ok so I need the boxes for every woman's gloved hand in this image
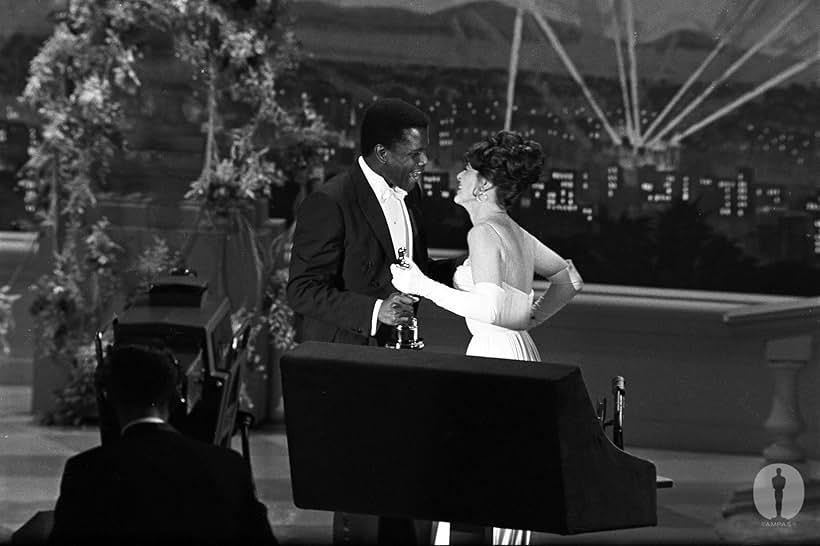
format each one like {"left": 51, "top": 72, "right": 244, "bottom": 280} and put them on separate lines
{"left": 390, "top": 258, "right": 434, "bottom": 297}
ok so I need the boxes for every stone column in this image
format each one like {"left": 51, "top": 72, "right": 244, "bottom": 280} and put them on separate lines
{"left": 762, "top": 336, "right": 811, "bottom": 469}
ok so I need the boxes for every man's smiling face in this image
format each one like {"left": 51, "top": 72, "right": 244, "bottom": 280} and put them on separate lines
{"left": 382, "top": 127, "right": 429, "bottom": 192}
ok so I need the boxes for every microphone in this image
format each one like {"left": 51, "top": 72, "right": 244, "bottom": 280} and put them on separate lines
{"left": 612, "top": 376, "right": 625, "bottom": 449}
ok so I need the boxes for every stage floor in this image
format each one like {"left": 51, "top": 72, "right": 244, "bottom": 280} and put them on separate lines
{"left": 0, "top": 385, "right": 781, "bottom": 544}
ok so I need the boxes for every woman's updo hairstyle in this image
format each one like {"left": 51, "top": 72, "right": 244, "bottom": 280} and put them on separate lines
{"left": 464, "top": 130, "right": 545, "bottom": 209}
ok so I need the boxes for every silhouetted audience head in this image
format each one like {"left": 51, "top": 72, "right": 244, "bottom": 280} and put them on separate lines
{"left": 464, "top": 130, "right": 545, "bottom": 209}
{"left": 360, "top": 98, "right": 429, "bottom": 156}
{"left": 105, "top": 344, "right": 179, "bottom": 417}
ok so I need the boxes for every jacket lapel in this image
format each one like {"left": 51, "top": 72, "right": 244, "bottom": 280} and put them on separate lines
{"left": 352, "top": 163, "right": 396, "bottom": 259}
{"left": 406, "top": 198, "right": 421, "bottom": 261}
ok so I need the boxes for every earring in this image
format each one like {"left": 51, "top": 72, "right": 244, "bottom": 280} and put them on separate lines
{"left": 477, "top": 191, "right": 488, "bottom": 202}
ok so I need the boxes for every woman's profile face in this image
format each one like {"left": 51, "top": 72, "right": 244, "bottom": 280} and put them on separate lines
{"left": 454, "top": 163, "right": 482, "bottom": 206}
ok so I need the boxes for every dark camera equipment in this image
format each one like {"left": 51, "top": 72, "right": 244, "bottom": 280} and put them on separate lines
{"left": 94, "top": 269, "right": 254, "bottom": 463}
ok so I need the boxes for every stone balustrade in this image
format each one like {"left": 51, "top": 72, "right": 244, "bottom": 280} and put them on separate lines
{"left": 717, "top": 298, "right": 820, "bottom": 542}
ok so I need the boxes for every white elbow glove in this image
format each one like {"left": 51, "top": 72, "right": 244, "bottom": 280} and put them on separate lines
{"left": 390, "top": 258, "right": 437, "bottom": 297}
{"left": 529, "top": 260, "right": 584, "bottom": 329}
{"left": 390, "top": 260, "right": 504, "bottom": 324}
{"left": 566, "top": 259, "right": 584, "bottom": 291}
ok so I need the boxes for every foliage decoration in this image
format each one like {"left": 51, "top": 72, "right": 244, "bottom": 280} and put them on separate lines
{"left": 18, "top": 0, "right": 332, "bottom": 425}
{"left": 263, "top": 226, "right": 297, "bottom": 353}
{"left": 0, "top": 286, "right": 22, "bottom": 356}
{"left": 132, "top": 236, "right": 180, "bottom": 295}
{"left": 177, "top": 0, "right": 335, "bottom": 217}
{"left": 228, "top": 226, "right": 296, "bottom": 419}
{"left": 263, "top": 268, "right": 297, "bottom": 352}
{"left": 18, "top": 0, "right": 173, "bottom": 425}
{"left": 40, "top": 341, "right": 99, "bottom": 426}
{"left": 19, "top": 0, "right": 177, "bottom": 225}
{"left": 28, "top": 218, "right": 122, "bottom": 368}
{"left": 229, "top": 230, "right": 296, "bottom": 375}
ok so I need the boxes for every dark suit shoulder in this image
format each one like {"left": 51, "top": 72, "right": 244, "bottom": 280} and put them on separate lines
{"left": 65, "top": 444, "right": 105, "bottom": 462}
{"left": 297, "top": 167, "right": 362, "bottom": 226}
{"left": 316, "top": 166, "right": 367, "bottom": 200}
{"left": 137, "top": 427, "right": 247, "bottom": 465}
{"left": 85, "top": 426, "right": 245, "bottom": 472}
{"left": 62, "top": 445, "right": 109, "bottom": 471}
{"left": 189, "top": 435, "right": 247, "bottom": 467}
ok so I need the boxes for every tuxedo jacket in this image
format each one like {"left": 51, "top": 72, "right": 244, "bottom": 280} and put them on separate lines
{"left": 287, "top": 162, "right": 455, "bottom": 346}
{"left": 48, "top": 422, "right": 276, "bottom": 545}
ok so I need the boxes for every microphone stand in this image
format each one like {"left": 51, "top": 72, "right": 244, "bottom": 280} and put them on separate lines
{"left": 598, "top": 375, "right": 625, "bottom": 450}
{"left": 612, "top": 376, "right": 625, "bottom": 450}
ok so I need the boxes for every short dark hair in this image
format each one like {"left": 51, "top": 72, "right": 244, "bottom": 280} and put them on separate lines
{"left": 105, "top": 344, "right": 179, "bottom": 410}
{"left": 360, "top": 98, "right": 429, "bottom": 155}
{"left": 464, "top": 130, "right": 545, "bottom": 209}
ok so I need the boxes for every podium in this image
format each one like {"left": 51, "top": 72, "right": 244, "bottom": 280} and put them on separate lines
{"left": 281, "top": 342, "right": 658, "bottom": 538}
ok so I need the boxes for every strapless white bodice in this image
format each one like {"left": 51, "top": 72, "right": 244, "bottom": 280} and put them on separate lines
{"left": 452, "top": 258, "right": 534, "bottom": 335}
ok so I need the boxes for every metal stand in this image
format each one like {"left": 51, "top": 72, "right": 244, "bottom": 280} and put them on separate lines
{"left": 235, "top": 410, "right": 255, "bottom": 470}
{"left": 598, "top": 376, "right": 625, "bottom": 450}
{"left": 598, "top": 376, "right": 673, "bottom": 489}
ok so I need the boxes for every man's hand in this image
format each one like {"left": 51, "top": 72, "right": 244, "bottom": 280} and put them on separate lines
{"left": 378, "top": 292, "right": 418, "bottom": 326}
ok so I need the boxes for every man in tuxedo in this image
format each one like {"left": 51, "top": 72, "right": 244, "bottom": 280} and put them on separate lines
{"left": 48, "top": 345, "right": 276, "bottom": 545}
{"left": 287, "top": 98, "right": 453, "bottom": 543}
{"left": 288, "top": 97, "right": 453, "bottom": 348}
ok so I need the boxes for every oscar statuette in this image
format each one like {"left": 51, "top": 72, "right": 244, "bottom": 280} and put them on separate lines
{"left": 386, "top": 247, "right": 424, "bottom": 350}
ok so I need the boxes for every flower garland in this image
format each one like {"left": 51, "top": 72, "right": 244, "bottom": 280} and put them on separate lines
{"left": 17, "top": 0, "right": 335, "bottom": 425}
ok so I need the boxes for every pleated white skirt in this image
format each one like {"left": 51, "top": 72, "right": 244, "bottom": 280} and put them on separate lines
{"left": 465, "top": 327, "right": 541, "bottom": 361}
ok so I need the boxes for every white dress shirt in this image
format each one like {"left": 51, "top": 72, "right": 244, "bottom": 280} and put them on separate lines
{"left": 358, "top": 156, "right": 414, "bottom": 336}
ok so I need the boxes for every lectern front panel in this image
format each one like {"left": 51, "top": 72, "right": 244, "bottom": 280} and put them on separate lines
{"left": 281, "top": 342, "right": 656, "bottom": 534}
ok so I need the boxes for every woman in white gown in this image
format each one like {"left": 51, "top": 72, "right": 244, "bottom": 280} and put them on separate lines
{"left": 391, "top": 131, "right": 583, "bottom": 546}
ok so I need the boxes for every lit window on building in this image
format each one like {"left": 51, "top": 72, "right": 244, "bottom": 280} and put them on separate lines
{"left": 546, "top": 170, "right": 579, "bottom": 212}
{"left": 736, "top": 181, "right": 748, "bottom": 217}
{"left": 552, "top": 171, "right": 574, "bottom": 181}
{"left": 663, "top": 174, "right": 674, "bottom": 195}
{"left": 531, "top": 181, "right": 544, "bottom": 199}
{"left": 606, "top": 166, "right": 619, "bottom": 198}
{"left": 814, "top": 219, "right": 820, "bottom": 254}
{"left": 421, "top": 172, "right": 449, "bottom": 198}
{"left": 806, "top": 193, "right": 820, "bottom": 212}
{"left": 717, "top": 179, "right": 737, "bottom": 216}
